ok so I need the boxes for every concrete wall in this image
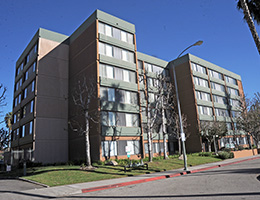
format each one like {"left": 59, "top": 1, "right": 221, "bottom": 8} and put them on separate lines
{"left": 34, "top": 37, "right": 69, "bottom": 164}
{"left": 69, "top": 20, "right": 100, "bottom": 162}
{"left": 172, "top": 62, "right": 202, "bottom": 153}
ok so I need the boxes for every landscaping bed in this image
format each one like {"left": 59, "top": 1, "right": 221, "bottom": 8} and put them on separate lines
{"left": 0, "top": 154, "right": 222, "bottom": 187}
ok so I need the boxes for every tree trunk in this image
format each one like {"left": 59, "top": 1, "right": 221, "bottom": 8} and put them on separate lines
{"left": 85, "top": 112, "right": 92, "bottom": 167}
{"left": 240, "top": 0, "right": 260, "bottom": 54}
{"left": 213, "top": 136, "right": 218, "bottom": 154}
{"left": 208, "top": 140, "right": 212, "bottom": 152}
{"left": 147, "top": 107, "right": 153, "bottom": 162}
{"left": 178, "top": 137, "right": 182, "bottom": 155}
{"left": 161, "top": 96, "right": 168, "bottom": 159}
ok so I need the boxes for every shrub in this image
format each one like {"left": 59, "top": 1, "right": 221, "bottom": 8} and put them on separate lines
{"left": 198, "top": 152, "right": 213, "bottom": 157}
{"left": 238, "top": 146, "right": 244, "bottom": 151}
{"left": 92, "top": 160, "right": 104, "bottom": 165}
{"left": 223, "top": 148, "right": 231, "bottom": 153}
{"left": 114, "top": 159, "right": 130, "bottom": 166}
{"left": 217, "top": 151, "right": 234, "bottom": 159}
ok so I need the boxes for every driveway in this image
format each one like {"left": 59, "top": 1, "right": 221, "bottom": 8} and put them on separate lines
{"left": 0, "top": 179, "right": 43, "bottom": 198}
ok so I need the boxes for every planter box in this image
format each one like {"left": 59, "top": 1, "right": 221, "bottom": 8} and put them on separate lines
{"left": 231, "top": 149, "right": 258, "bottom": 158}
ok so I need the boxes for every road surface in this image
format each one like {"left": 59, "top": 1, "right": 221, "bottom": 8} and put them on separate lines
{"left": 62, "top": 158, "right": 260, "bottom": 200}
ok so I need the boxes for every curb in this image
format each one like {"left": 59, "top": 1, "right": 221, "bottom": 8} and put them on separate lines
{"left": 81, "top": 156, "right": 260, "bottom": 194}
{"left": 18, "top": 177, "right": 49, "bottom": 188}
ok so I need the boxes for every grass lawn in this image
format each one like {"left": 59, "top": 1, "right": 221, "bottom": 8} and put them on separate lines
{"left": 0, "top": 154, "right": 222, "bottom": 187}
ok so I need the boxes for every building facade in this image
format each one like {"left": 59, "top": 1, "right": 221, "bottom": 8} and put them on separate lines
{"left": 11, "top": 10, "right": 246, "bottom": 164}
{"left": 171, "top": 54, "right": 247, "bottom": 152}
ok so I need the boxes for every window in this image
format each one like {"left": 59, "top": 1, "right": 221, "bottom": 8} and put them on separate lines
{"left": 191, "top": 63, "right": 206, "bottom": 74}
{"left": 196, "top": 91, "right": 211, "bottom": 101}
{"left": 140, "top": 91, "right": 146, "bottom": 102}
{"left": 148, "top": 93, "right": 155, "bottom": 103}
{"left": 208, "top": 69, "right": 223, "bottom": 80}
{"left": 25, "top": 62, "right": 36, "bottom": 81}
{"left": 29, "top": 121, "right": 33, "bottom": 134}
{"left": 15, "top": 78, "right": 22, "bottom": 91}
{"left": 153, "top": 65, "right": 164, "bottom": 74}
{"left": 12, "top": 128, "right": 19, "bottom": 140}
{"left": 100, "top": 87, "right": 138, "bottom": 104}
{"left": 21, "top": 121, "right": 34, "bottom": 137}
{"left": 197, "top": 106, "right": 213, "bottom": 116}
{"left": 141, "top": 107, "right": 147, "bottom": 117}
{"left": 226, "top": 123, "right": 232, "bottom": 130}
{"left": 227, "top": 87, "right": 239, "bottom": 96}
{"left": 225, "top": 76, "right": 237, "bottom": 85}
{"left": 231, "top": 111, "right": 240, "bottom": 118}
{"left": 126, "top": 141, "right": 140, "bottom": 155}
{"left": 139, "top": 75, "right": 144, "bottom": 85}
{"left": 138, "top": 60, "right": 143, "bottom": 70}
{"left": 193, "top": 77, "right": 209, "bottom": 88}
{"left": 107, "top": 88, "right": 115, "bottom": 101}
{"left": 101, "top": 141, "right": 117, "bottom": 157}
{"left": 25, "top": 43, "right": 38, "bottom": 65}
{"left": 211, "top": 82, "right": 225, "bottom": 92}
{"left": 24, "top": 80, "right": 35, "bottom": 99}
{"left": 13, "top": 112, "right": 20, "bottom": 123}
{"left": 16, "top": 63, "right": 24, "bottom": 77}
{"left": 108, "top": 112, "right": 116, "bottom": 126}
{"left": 22, "top": 125, "right": 25, "bottom": 137}
{"left": 99, "top": 64, "right": 136, "bottom": 83}
{"left": 213, "top": 95, "right": 227, "bottom": 105}
{"left": 145, "top": 63, "right": 152, "bottom": 72}
{"left": 230, "top": 99, "right": 240, "bottom": 107}
{"left": 215, "top": 108, "right": 229, "bottom": 117}
{"left": 147, "top": 78, "right": 154, "bottom": 87}
{"left": 22, "top": 100, "right": 34, "bottom": 118}
{"left": 101, "top": 111, "right": 139, "bottom": 127}
{"left": 106, "top": 44, "right": 113, "bottom": 57}
{"left": 125, "top": 113, "right": 133, "bottom": 127}
{"left": 99, "top": 42, "right": 134, "bottom": 63}
{"left": 98, "top": 22, "right": 134, "bottom": 44}
{"left": 14, "top": 93, "right": 22, "bottom": 107}
{"left": 105, "top": 25, "right": 112, "bottom": 37}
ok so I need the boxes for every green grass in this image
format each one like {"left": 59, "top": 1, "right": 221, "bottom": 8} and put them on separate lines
{"left": 0, "top": 154, "right": 222, "bottom": 187}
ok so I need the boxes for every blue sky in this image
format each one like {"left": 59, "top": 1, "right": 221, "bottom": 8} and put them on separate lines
{"left": 0, "top": 0, "right": 259, "bottom": 124}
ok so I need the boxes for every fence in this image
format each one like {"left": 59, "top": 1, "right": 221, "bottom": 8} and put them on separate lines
{"left": 4, "top": 149, "right": 34, "bottom": 166}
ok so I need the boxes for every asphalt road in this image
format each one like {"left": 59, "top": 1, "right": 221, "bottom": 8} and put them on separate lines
{"left": 0, "top": 179, "right": 43, "bottom": 199}
{"left": 62, "top": 158, "right": 260, "bottom": 200}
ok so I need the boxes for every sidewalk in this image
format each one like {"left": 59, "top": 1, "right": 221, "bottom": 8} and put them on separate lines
{"left": 11, "top": 155, "right": 260, "bottom": 199}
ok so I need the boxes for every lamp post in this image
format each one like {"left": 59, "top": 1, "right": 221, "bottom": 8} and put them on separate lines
{"left": 172, "top": 40, "right": 203, "bottom": 171}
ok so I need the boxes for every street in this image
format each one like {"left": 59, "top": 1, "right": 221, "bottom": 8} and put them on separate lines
{"left": 62, "top": 158, "right": 260, "bottom": 200}
{"left": 0, "top": 158, "right": 259, "bottom": 200}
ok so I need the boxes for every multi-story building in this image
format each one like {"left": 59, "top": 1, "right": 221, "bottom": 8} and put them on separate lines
{"left": 11, "top": 10, "right": 246, "bottom": 164}
{"left": 171, "top": 54, "right": 247, "bottom": 152}
{"left": 12, "top": 29, "right": 69, "bottom": 163}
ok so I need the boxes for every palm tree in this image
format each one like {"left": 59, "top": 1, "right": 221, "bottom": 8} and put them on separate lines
{"left": 237, "top": 0, "right": 260, "bottom": 54}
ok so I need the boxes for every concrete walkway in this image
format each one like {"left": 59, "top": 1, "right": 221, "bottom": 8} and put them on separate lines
{"left": 3, "top": 155, "right": 260, "bottom": 199}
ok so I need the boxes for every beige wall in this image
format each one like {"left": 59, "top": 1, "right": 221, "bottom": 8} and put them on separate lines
{"left": 172, "top": 62, "right": 202, "bottom": 153}
{"left": 34, "top": 37, "right": 69, "bottom": 164}
{"left": 69, "top": 20, "right": 101, "bottom": 162}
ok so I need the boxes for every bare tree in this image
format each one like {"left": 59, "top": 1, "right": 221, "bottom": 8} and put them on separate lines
{"left": 0, "top": 128, "right": 9, "bottom": 150}
{"left": 0, "top": 84, "right": 6, "bottom": 117}
{"left": 146, "top": 73, "right": 190, "bottom": 159}
{"left": 200, "top": 121, "right": 228, "bottom": 153}
{"left": 236, "top": 92, "right": 260, "bottom": 148}
{"left": 69, "top": 77, "right": 98, "bottom": 168}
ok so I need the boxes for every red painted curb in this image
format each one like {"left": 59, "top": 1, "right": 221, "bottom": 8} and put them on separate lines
{"left": 81, "top": 156, "right": 260, "bottom": 194}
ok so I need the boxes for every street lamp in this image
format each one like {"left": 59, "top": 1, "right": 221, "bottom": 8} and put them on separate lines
{"left": 172, "top": 40, "right": 203, "bottom": 171}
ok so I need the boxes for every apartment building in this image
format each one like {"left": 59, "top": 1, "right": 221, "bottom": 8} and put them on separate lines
{"left": 171, "top": 54, "right": 247, "bottom": 152}
{"left": 11, "top": 10, "right": 245, "bottom": 164}
{"left": 12, "top": 29, "right": 69, "bottom": 163}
